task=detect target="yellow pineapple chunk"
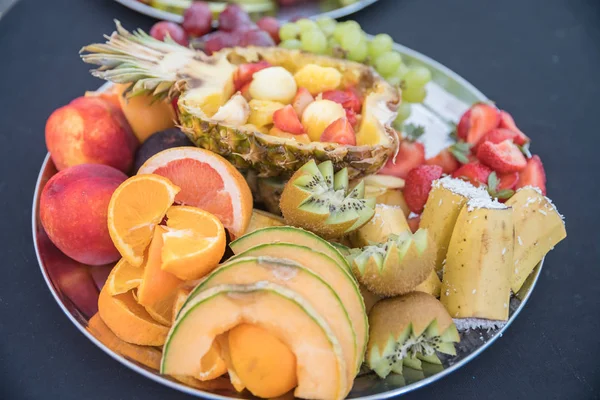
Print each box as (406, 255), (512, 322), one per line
(269, 127), (311, 144)
(294, 64), (342, 96)
(248, 100), (285, 128)
(301, 100), (346, 141)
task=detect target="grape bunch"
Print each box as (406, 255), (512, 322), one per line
(279, 17), (433, 128)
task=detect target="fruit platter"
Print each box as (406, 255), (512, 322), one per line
(33, 5), (566, 399)
(116, 0), (380, 24)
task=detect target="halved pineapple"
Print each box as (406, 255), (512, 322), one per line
(81, 22), (401, 179)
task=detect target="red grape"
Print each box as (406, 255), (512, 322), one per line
(256, 16), (280, 43)
(150, 21), (188, 46)
(218, 4), (253, 32)
(202, 31), (241, 54)
(239, 29), (276, 47)
(182, 2), (212, 37)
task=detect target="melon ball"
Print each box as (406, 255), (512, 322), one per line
(249, 66), (297, 104)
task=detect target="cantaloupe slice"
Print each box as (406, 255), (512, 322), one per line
(229, 324), (297, 398)
(227, 243), (367, 371)
(137, 226), (182, 308)
(229, 226), (350, 271)
(162, 283), (348, 400)
(183, 256), (356, 382)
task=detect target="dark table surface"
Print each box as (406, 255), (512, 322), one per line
(1, 0), (599, 399)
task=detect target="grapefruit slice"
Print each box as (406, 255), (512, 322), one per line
(138, 147), (253, 238)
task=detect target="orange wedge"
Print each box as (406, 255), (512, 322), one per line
(160, 206), (226, 280)
(137, 226), (183, 309)
(107, 174), (179, 267)
(97, 285), (169, 346)
(105, 258), (143, 296)
(171, 287), (192, 324)
(138, 147), (253, 238)
(145, 292), (177, 326)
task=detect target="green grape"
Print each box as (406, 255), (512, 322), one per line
(341, 20), (361, 32)
(404, 66), (432, 87)
(279, 23), (300, 41)
(301, 29), (327, 54)
(340, 29), (363, 51)
(386, 76), (401, 86)
(396, 102), (412, 122)
(316, 16), (337, 37)
(368, 33), (393, 59)
(280, 39), (302, 50)
(347, 40), (368, 62)
(394, 63), (410, 80)
(374, 52), (402, 77)
(402, 85), (427, 103)
(296, 19), (319, 33)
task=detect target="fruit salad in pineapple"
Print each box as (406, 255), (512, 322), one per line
(81, 22), (400, 179)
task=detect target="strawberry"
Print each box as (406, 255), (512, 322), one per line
(343, 88), (362, 113)
(233, 61), (271, 90)
(345, 108), (358, 127)
(475, 128), (521, 152)
(292, 87), (314, 117)
(498, 110), (529, 145)
(171, 96), (179, 119)
(407, 214), (421, 233)
(477, 139), (527, 173)
(457, 103), (501, 145)
(452, 162), (492, 187)
(516, 155), (546, 195)
(498, 171), (519, 191)
(320, 117), (356, 145)
(486, 171), (516, 201)
(273, 105), (304, 135)
(403, 165), (443, 213)
(425, 149), (459, 174)
(239, 82), (251, 101)
(378, 140), (425, 179)
(322, 89), (362, 113)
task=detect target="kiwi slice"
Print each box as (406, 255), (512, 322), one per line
(366, 292), (460, 379)
(346, 229), (435, 297)
(279, 160), (376, 239)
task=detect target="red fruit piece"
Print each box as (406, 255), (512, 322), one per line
(234, 61), (271, 90)
(292, 87), (314, 117)
(320, 117), (356, 145)
(239, 82), (251, 101)
(345, 109), (358, 127)
(475, 128), (521, 151)
(498, 171), (519, 191)
(477, 139), (527, 173)
(238, 29), (276, 47)
(499, 110), (530, 145)
(321, 89), (362, 113)
(404, 165), (443, 213)
(257, 16), (280, 43)
(407, 215), (421, 233)
(457, 103), (501, 145)
(452, 162), (492, 187)
(182, 2), (212, 37)
(219, 4), (253, 32)
(273, 105), (305, 135)
(202, 30), (240, 54)
(425, 149), (459, 174)
(378, 140), (426, 179)
(150, 21), (188, 46)
(516, 155), (547, 195)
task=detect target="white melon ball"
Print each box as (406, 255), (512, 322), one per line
(249, 66), (297, 104)
(301, 99), (346, 141)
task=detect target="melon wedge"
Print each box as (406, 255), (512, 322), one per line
(183, 256), (356, 382)
(162, 283), (348, 400)
(227, 243), (367, 371)
(229, 226), (350, 271)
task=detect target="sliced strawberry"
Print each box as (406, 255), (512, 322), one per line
(233, 61), (271, 91)
(477, 139), (527, 173)
(321, 89), (362, 113)
(499, 110), (529, 145)
(425, 149), (459, 174)
(273, 105), (304, 135)
(292, 87), (314, 117)
(239, 82), (252, 101)
(452, 162), (492, 187)
(345, 108), (358, 127)
(378, 140), (426, 179)
(407, 214), (421, 233)
(344, 86), (363, 112)
(498, 171), (519, 190)
(516, 155), (546, 195)
(475, 128), (521, 152)
(404, 165), (443, 213)
(457, 103), (501, 145)
(171, 96), (180, 119)
(320, 117), (356, 145)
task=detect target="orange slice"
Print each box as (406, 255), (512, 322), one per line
(137, 226), (183, 309)
(171, 287), (192, 324)
(105, 258), (143, 296)
(97, 285), (169, 346)
(137, 147), (253, 238)
(107, 174), (180, 266)
(160, 206), (226, 280)
(144, 292), (177, 326)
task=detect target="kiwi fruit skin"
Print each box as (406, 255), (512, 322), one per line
(366, 292), (459, 379)
(280, 160), (375, 239)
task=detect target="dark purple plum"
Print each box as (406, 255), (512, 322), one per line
(133, 128), (194, 172)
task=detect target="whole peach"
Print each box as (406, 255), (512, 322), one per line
(40, 164), (127, 265)
(45, 96), (139, 173)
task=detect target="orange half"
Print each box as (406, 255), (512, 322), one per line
(106, 258), (143, 296)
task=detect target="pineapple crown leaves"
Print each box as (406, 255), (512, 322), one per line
(449, 141), (472, 164)
(486, 171), (514, 200)
(80, 20), (199, 100)
(403, 124), (425, 142)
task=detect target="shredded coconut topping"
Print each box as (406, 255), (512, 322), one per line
(467, 196), (507, 212)
(433, 176), (489, 199)
(453, 318), (507, 331)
